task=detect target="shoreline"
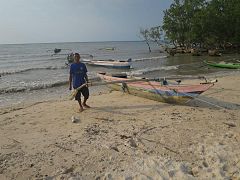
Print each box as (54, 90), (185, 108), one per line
(1, 70), (240, 110)
(0, 72), (240, 179)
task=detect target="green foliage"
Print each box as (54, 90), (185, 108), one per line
(148, 26), (163, 45)
(162, 0), (240, 48)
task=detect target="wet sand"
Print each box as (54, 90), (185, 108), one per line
(0, 73), (240, 179)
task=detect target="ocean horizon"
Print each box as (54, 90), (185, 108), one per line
(0, 40), (145, 46)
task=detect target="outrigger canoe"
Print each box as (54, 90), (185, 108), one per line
(97, 73), (215, 104)
(204, 60), (240, 69)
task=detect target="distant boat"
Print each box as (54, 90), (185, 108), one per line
(54, 48), (61, 54)
(99, 47), (116, 51)
(97, 73), (215, 104)
(204, 60), (240, 69)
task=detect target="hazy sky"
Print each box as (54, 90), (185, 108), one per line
(0, 0), (173, 44)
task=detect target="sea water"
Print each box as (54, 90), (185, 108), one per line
(0, 41), (239, 107)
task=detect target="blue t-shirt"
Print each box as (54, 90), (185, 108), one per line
(70, 62), (88, 88)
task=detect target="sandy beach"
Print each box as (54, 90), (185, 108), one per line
(0, 73), (240, 179)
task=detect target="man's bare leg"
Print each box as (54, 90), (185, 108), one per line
(78, 100), (84, 112)
(82, 97), (90, 108)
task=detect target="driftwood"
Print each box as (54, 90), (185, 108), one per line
(223, 122), (236, 128)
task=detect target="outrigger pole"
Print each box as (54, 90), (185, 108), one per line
(69, 76), (210, 100)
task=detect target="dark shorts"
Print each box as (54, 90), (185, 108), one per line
(75, 86), (89, 101)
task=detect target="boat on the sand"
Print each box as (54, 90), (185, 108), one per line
(97, 73), (215, 104)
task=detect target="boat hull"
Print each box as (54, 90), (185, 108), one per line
(88, 61), (131, 69)
(98, 74), (214, 104)
(204, 61), (240, 69)
(108, 83), (193, 103)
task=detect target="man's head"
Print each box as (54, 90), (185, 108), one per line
(74, 53), (81, 62)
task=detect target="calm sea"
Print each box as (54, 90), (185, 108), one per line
(0, 41), (239, 107)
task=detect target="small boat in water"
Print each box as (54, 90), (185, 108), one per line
(99, 47), (116, 51)
(97, 73), (215, 104)
(204, 60), (240, 69)
(87, 59), (132, 69)
(54, 48), (61, 54)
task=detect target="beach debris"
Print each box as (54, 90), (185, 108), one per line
(159, 125), (170, 129)
(95, 117), (114, 122)
(138, 127), (157, 136)
(103, 173), (113, 180)
(223, 122), (236, 128)
(109, 144), (119, 152)
(224, 132), (234, 138)
(128, 137), (138, 148)
(180, 163), (193, 176)
(163, 145), (179, 154)
(71, 116), (80, 123)
(62, 167), (74, 174)
(120, 134), (132, 139)
(202, 161), (209, 168)
(84, 123), (100, 135)
(191, 166), (200, 177)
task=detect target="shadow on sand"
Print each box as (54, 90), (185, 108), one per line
(91, 104), (171, 115)
(186, 95), (240, 110)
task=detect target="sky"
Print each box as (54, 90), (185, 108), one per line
(0, 0), (173, 44)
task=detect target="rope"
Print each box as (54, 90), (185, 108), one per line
(181, 92), (225, 109)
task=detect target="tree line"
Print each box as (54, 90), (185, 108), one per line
(140, 0), (240, 52)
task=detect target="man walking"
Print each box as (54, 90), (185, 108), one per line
(69, 53), (90, 112)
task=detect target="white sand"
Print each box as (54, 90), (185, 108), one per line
(0, 74), (240, 179)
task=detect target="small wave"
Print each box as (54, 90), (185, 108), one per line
(0, 56), (65, 64)
(0, 80), (68, 94)
(133, 56), (167, 61)
(0, 76), (98, 94)
(0, 53), (67, 60)
(0, 65), (67, 76)
(127, 65), (178, 76)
